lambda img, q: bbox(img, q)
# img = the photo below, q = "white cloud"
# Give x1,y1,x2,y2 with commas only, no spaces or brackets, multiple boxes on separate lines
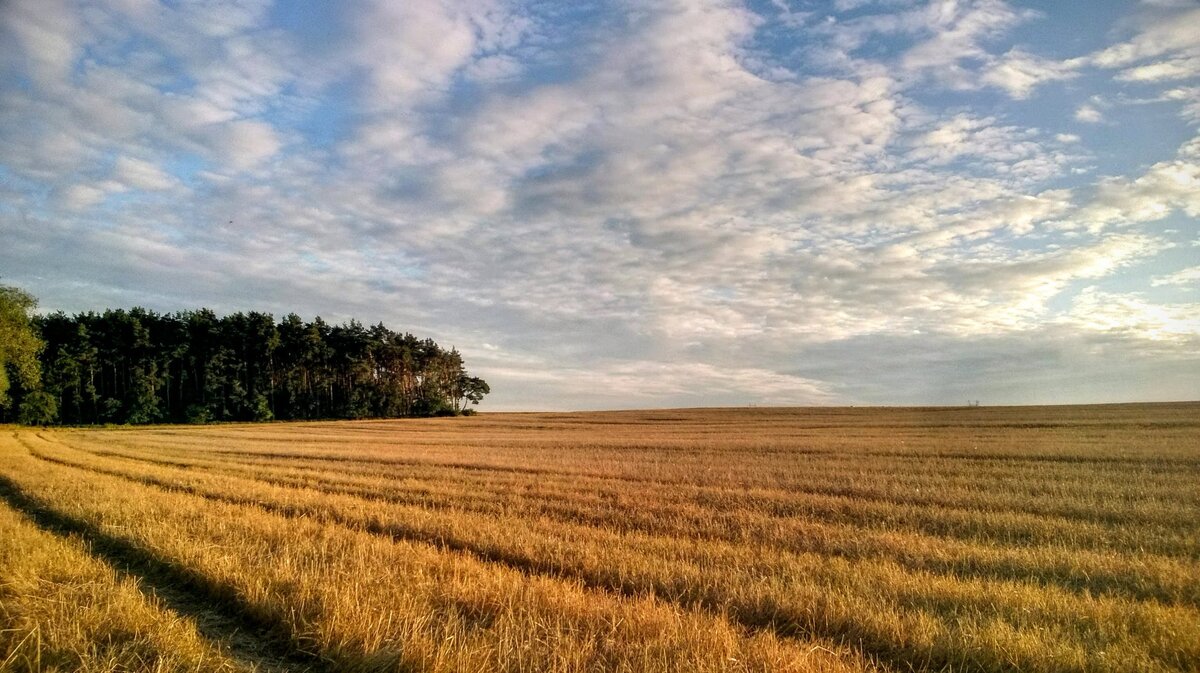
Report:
161,95,240,129
0,0,82,85
982,49,1080,99
1076,155,1200,230
906,114,1046,167
180,0,273,39
191,35,294,115
465,54,524,82
60,184,110,210
208,118,282,170
474,357,844,409
349,0,501,106
1089,7,1200,69
1062,287,1200,343
1075,104,1103,123
1152,266,1200,288
1084,2,1200,124
919,233,1169,336
113,156,176,190
1116,55,1200,82
898,0,1037,87
1167,88,1200,124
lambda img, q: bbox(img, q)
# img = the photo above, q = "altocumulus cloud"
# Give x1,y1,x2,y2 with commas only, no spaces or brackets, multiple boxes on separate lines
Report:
1,0,1198,409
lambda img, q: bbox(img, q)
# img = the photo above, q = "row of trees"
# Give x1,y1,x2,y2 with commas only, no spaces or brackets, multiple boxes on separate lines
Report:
0,285,489,425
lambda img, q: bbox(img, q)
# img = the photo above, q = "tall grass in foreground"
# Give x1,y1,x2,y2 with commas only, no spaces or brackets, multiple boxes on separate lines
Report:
0,500,253,672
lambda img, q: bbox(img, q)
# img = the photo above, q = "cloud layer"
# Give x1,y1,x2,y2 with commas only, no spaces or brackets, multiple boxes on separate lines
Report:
2,0,1198,408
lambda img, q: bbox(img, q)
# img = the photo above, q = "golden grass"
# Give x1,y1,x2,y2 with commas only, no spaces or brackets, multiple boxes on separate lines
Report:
2,403,1198,672
0,497,257,672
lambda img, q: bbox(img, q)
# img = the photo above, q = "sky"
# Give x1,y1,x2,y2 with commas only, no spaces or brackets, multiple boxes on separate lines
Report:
1,0,1198,410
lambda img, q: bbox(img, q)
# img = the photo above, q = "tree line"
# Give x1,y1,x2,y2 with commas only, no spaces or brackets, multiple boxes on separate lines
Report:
0,285,489,425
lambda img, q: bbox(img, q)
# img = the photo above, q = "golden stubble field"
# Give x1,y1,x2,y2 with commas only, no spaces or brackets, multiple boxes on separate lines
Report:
1,403,1198,673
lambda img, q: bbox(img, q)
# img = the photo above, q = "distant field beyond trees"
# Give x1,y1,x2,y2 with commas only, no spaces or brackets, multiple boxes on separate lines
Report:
1,404,1197,672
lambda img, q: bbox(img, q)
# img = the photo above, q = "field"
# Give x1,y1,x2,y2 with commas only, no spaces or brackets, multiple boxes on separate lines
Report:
1,404,1198,673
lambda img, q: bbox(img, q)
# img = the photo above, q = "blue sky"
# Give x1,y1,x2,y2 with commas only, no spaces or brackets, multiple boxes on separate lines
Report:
1,0,1198,410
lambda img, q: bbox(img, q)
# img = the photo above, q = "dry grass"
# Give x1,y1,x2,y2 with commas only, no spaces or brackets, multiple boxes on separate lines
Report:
0,494,259,672
1,403,1198,672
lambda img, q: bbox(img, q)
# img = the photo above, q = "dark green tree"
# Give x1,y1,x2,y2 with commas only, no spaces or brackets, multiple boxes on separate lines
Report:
458,376,491,410
24,300,488,425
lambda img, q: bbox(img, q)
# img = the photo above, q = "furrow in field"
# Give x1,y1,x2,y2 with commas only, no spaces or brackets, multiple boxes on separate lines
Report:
75,428,1200,515
98,418,1200,458
90,406,1200,457
49,434,1200,562
19,432,1200,673
77,438,1200,534
0,439,881,673
45,440,1200,609
88,429,1200,480
35,435,1200,606
35,437,1200,608
84,429,1200,499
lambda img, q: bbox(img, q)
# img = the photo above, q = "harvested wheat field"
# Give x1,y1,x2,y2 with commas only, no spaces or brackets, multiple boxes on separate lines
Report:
1,403,1198,673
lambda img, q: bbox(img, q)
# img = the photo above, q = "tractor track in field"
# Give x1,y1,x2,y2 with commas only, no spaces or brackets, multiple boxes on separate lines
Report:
25,434,1200,607
52,431,1197,532
40,430,1200,561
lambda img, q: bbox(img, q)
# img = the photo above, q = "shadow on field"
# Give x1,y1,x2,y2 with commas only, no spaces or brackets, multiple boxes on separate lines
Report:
0,474,332,673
